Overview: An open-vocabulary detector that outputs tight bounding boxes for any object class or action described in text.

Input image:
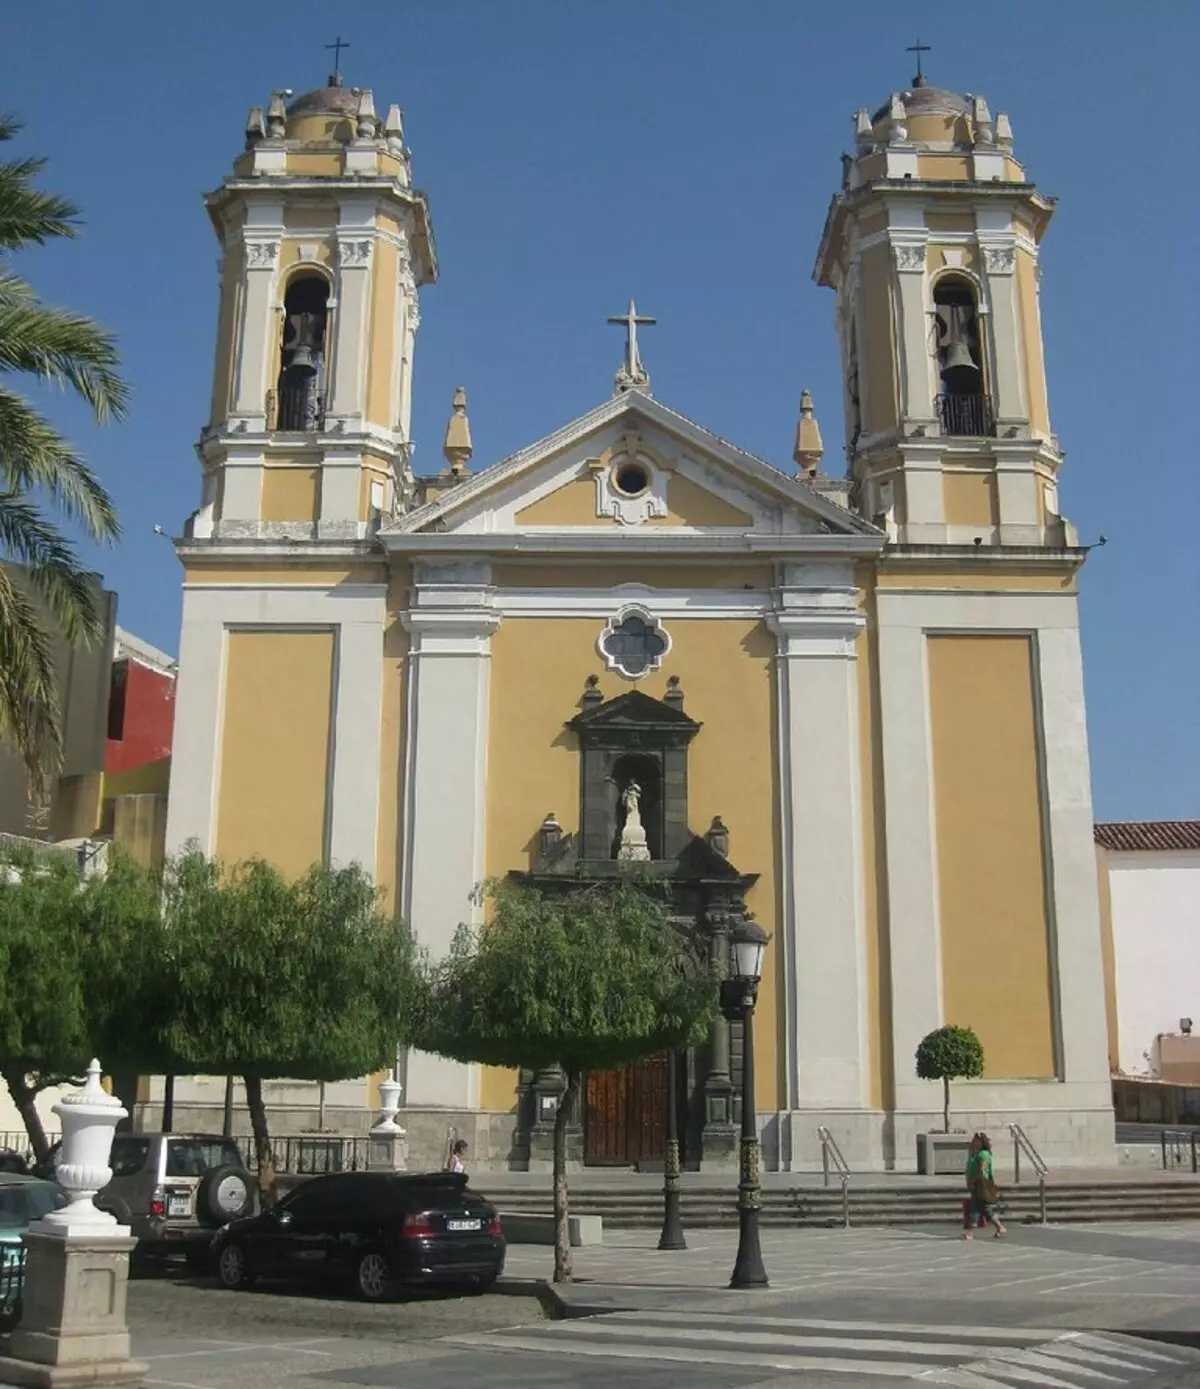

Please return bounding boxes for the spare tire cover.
[197,1165,253,1227]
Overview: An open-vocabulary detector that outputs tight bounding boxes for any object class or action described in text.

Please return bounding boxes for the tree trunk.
[110,1069,139,1133]
[552,1068,579,1284]
[2,1068,49,1164]
[244,1074,277,1207]
[161,1075,175,1132]
[222,1076,235,1138]
[942,1075,951,1134]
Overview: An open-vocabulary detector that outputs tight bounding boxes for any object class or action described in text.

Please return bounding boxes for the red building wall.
[105,659,175,774]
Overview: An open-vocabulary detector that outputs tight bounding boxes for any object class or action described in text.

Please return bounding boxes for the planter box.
[917,1132,972,1175]
[498,1212,603,1246]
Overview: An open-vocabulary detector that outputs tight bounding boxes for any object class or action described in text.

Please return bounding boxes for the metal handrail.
[817,1126,851,1229]
[1158,1128,1199,1173]
[1009,1123,1048,1224]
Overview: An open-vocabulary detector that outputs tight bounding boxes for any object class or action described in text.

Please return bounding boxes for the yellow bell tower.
[814,71,1069,547]
[189,72,437,540]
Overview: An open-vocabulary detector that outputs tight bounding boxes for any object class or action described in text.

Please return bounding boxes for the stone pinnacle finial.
[245,106,266,149]
[384,104,405,153]
[265,91,289,140]
[793,389,824,476]
[355,89,378,140]
[443,386,473,475]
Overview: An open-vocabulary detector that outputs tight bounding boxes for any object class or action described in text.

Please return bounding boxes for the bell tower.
[188,73,436,540]
[814,72,1070,547]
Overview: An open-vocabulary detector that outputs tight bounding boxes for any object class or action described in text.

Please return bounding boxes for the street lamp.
[657,1049,686,1250]
[721,916,770,1289]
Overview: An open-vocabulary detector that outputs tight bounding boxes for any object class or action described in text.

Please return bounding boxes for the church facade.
[163,70,1114,1170]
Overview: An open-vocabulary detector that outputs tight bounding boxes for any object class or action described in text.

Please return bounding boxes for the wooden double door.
[584,1052,668,1166]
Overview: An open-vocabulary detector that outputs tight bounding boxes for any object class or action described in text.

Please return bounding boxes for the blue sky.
[5,1,1196,820]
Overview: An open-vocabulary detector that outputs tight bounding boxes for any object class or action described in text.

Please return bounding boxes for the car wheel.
[216,1242,253,1291]
[198,1166,254,1227]
[354,1250,391,1302]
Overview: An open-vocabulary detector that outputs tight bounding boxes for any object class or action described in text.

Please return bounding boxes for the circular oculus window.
[612,461,650,498]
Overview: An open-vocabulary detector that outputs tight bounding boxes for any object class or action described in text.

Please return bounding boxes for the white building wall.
[1109,851,1200,1075]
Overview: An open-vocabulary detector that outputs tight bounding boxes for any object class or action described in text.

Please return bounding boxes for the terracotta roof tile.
[1094,821,1200,853]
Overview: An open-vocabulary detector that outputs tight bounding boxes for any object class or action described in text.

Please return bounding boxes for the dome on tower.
[871,79,968,125]
[287,76,359,120]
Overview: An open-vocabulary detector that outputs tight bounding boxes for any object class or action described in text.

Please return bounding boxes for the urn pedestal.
[0,1060,148,1387]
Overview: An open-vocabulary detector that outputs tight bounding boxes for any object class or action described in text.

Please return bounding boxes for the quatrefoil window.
[598,607,670,679]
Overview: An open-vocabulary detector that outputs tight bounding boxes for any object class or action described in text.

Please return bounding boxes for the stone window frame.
[597,604,671,680]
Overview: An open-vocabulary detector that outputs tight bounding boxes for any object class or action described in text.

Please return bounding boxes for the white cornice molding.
[381,531,884,558]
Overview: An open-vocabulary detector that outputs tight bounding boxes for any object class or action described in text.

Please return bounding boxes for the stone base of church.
[762,1091,1116,1173]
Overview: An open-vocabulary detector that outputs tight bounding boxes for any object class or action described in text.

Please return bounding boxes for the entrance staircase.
[482,1176,1200,1229]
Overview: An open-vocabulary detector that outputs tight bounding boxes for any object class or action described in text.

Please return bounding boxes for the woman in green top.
[964,1132,1006,1239]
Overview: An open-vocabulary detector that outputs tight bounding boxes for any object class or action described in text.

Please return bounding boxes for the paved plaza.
[99,1221,1200,1389]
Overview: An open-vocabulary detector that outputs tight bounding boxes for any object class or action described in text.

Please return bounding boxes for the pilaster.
[230,204,283,428]
[890,233,935,425]
[400,561,499,1109]
[976,207,1026,428]
[327,200,376,429]
[769,563,870,1114]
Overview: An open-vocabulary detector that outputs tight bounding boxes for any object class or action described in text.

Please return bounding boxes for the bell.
[289,344,315,372]
[940,341,979,377]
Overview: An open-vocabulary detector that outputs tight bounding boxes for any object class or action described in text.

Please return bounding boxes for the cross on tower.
[907,38,932,84]
[325,35,351,77]
[607,298,656,391]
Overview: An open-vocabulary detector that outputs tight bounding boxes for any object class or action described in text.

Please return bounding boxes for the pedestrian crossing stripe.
[450,1312,1200,1385]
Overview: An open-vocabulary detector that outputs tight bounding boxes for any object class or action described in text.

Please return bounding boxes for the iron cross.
[326,35,351,77]
[907,39,932,81]
[607,299,656,379]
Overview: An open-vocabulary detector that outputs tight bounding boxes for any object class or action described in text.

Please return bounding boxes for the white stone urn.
[41,1058,127,1233]
[372,1078,405,1135]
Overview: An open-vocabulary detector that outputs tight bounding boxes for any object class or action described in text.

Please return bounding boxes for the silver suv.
[39,1134,255,1265]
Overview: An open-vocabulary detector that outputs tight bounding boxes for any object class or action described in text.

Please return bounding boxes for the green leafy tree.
[418,879,716,1282]
[915,1024,985,1132]
[0,118,128,791]
[0,845,165,1159]
[160,850,420,1204]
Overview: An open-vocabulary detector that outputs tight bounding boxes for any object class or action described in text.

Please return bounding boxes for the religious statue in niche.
[617,781,651,862]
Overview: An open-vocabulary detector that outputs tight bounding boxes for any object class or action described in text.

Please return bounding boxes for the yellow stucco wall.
[927,635,1056,1079]
[260,466,321,522]
[1015,248,1051,436]
[942,470,997,528]
[484,614,781,1112]
[209,244,243,426]
[860,242,898,436]
[876,566,1076,593]
[183,563,386,587]
[366,240,398,429]
[515,473,753,527]
[492,563,775,591]
[216,630,335,876]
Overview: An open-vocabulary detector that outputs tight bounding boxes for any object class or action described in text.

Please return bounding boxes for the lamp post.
[657,1049,686,1250]
[721,917,770,1290]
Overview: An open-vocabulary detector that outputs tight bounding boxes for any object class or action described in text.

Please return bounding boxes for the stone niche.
[508,677,760,1172]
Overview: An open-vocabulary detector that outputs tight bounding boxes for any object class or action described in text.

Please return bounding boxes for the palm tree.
[0,116,128,795]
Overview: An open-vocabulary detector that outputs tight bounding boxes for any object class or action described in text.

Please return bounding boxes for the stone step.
[480,1179,1200,1228]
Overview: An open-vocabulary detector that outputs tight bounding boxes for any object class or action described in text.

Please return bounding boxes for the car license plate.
[167,1195,190,1217]
[446,1218,481,1232]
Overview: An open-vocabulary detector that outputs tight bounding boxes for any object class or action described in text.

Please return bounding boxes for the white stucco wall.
[1109,850,1200,1074]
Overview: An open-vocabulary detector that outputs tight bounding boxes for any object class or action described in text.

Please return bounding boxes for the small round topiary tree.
[915,1025,984,1133]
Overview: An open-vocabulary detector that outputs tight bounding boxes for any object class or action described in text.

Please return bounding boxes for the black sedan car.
[212,1171,504,1301]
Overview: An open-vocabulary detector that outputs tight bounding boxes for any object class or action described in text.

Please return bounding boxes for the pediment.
[383,391,879,548]
[569,688,701,735]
